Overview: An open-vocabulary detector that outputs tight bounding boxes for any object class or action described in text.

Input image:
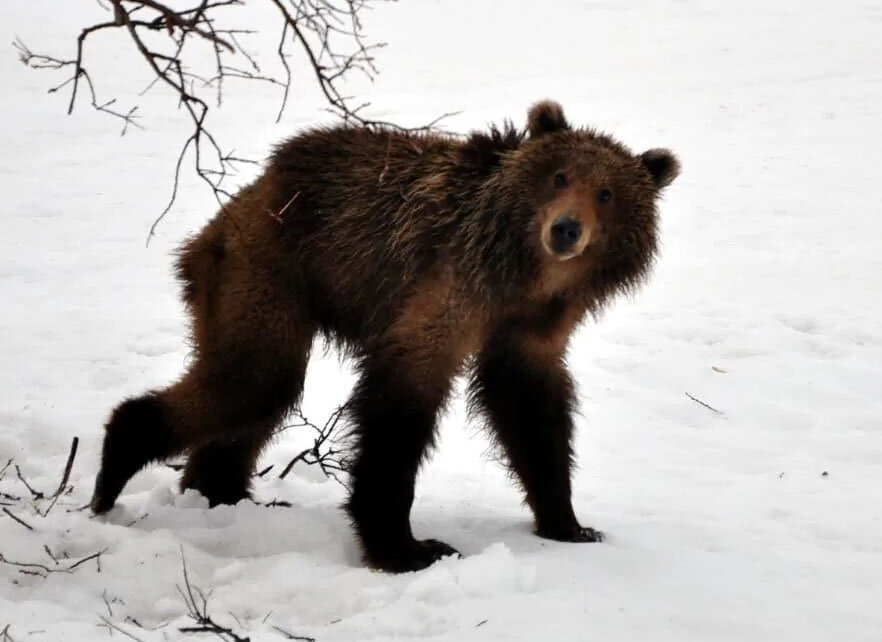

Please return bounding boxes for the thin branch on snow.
[176,546,251,642]
[1,508,34,532]
[51,437,79,499]
[43,544,59,565]
[0,438,81,518]
[259,499,293,508]
[0,555,60,577]
[685,392,724,415]
[42,436,80,516]
[276,405,349,487]
[256,464,274,478]
[14,465,43,500]
[1,624,19,642]
[96,616,147,642]
[0,548,107,578]
[67,547,108,572]
[271,625,315,641]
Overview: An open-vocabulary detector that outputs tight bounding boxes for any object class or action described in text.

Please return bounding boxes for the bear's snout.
[541,205,594,261]
[549,216,582,256]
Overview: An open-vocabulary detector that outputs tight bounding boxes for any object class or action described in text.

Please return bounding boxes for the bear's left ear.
[527,100,570,138]
[640,148,681,189]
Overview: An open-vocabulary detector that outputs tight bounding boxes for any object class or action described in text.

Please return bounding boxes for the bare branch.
[1,508,34,532]
[271,625,315,641]
[0,548,108,578]
[19,0,457,238]
[276,406,349,487]
[14,465,43,500]
[1,624,19,642]
[177,546,250,642]
[43,545,59,565]
[67,547,108,572]
[685,392,724,415]
[0,459,12,481]
[97,616,147,642]
[41,436,79,516]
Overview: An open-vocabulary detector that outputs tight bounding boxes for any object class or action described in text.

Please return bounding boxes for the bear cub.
[91,101,680,572]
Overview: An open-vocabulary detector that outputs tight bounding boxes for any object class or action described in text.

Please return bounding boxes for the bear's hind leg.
[92,316,313,513]
[173,334,311,507]
[90,392,181,514]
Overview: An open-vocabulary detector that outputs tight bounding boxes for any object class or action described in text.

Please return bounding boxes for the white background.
[1,1,880,640]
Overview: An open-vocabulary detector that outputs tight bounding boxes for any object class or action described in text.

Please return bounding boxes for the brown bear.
[90,100,679,572]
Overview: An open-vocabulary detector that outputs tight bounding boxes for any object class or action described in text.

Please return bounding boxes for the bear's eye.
[597,188,613,203]
[553,171,568,188]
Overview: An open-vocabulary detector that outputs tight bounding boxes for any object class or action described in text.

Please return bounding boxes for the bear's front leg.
[471,331,604,543]
[345,358,460,572]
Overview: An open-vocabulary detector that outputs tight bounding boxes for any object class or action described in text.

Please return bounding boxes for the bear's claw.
[537,523,605,543]
[369,538,461,573]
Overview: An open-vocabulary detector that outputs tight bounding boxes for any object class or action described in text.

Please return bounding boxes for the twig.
[177,546,250,642]
[43,544,59,565]
[14,466,43,500]
[2,508,34,531]
[0,459,12,481]
[271,625,315,642]
[0,547,109,577]
[260,499,292,508]
[97,616,147,642]
[18,0,458,238]
[67,547,108,572]
[125,513,149,527]
[267,191,300,224]
[1,624,18,642]
[0,555,58,576]
[277,406,348,486]
[255,464,274,478]
[685,392,724,415]
[40,436,80,516]
[52,437,79,497]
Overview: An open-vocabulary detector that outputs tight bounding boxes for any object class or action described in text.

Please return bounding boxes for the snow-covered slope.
[1,1,880,640]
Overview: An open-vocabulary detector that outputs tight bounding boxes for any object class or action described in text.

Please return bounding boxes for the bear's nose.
[550,216,582,254]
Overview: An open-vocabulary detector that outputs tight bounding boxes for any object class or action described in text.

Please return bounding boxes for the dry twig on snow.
[1,508,34,532]
[176,546,252,642]
[0,547,107,578]
[276,405,349,486]
[1,624,19,642]
[685,392,725,416]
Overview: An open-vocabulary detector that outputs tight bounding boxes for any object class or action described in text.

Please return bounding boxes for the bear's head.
[490,101,680,303]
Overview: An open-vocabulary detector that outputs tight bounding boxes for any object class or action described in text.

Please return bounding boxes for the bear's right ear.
[527,100,570,138]
[640,148,681,189]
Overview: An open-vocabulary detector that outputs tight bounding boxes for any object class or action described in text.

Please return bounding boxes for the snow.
[2,1,881,640]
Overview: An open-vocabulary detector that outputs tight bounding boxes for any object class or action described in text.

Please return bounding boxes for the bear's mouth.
[548,247,581,262]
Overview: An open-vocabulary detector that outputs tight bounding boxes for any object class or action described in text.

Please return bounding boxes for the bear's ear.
[640,148,681,189]
[527,100,570,138]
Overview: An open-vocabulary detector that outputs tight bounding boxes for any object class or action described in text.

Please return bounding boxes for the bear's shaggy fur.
[91,101,680,572]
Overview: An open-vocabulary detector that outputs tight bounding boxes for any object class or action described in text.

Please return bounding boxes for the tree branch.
[17,0,458,239]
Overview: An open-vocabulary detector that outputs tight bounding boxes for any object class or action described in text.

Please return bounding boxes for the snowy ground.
[2,1,881,640]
